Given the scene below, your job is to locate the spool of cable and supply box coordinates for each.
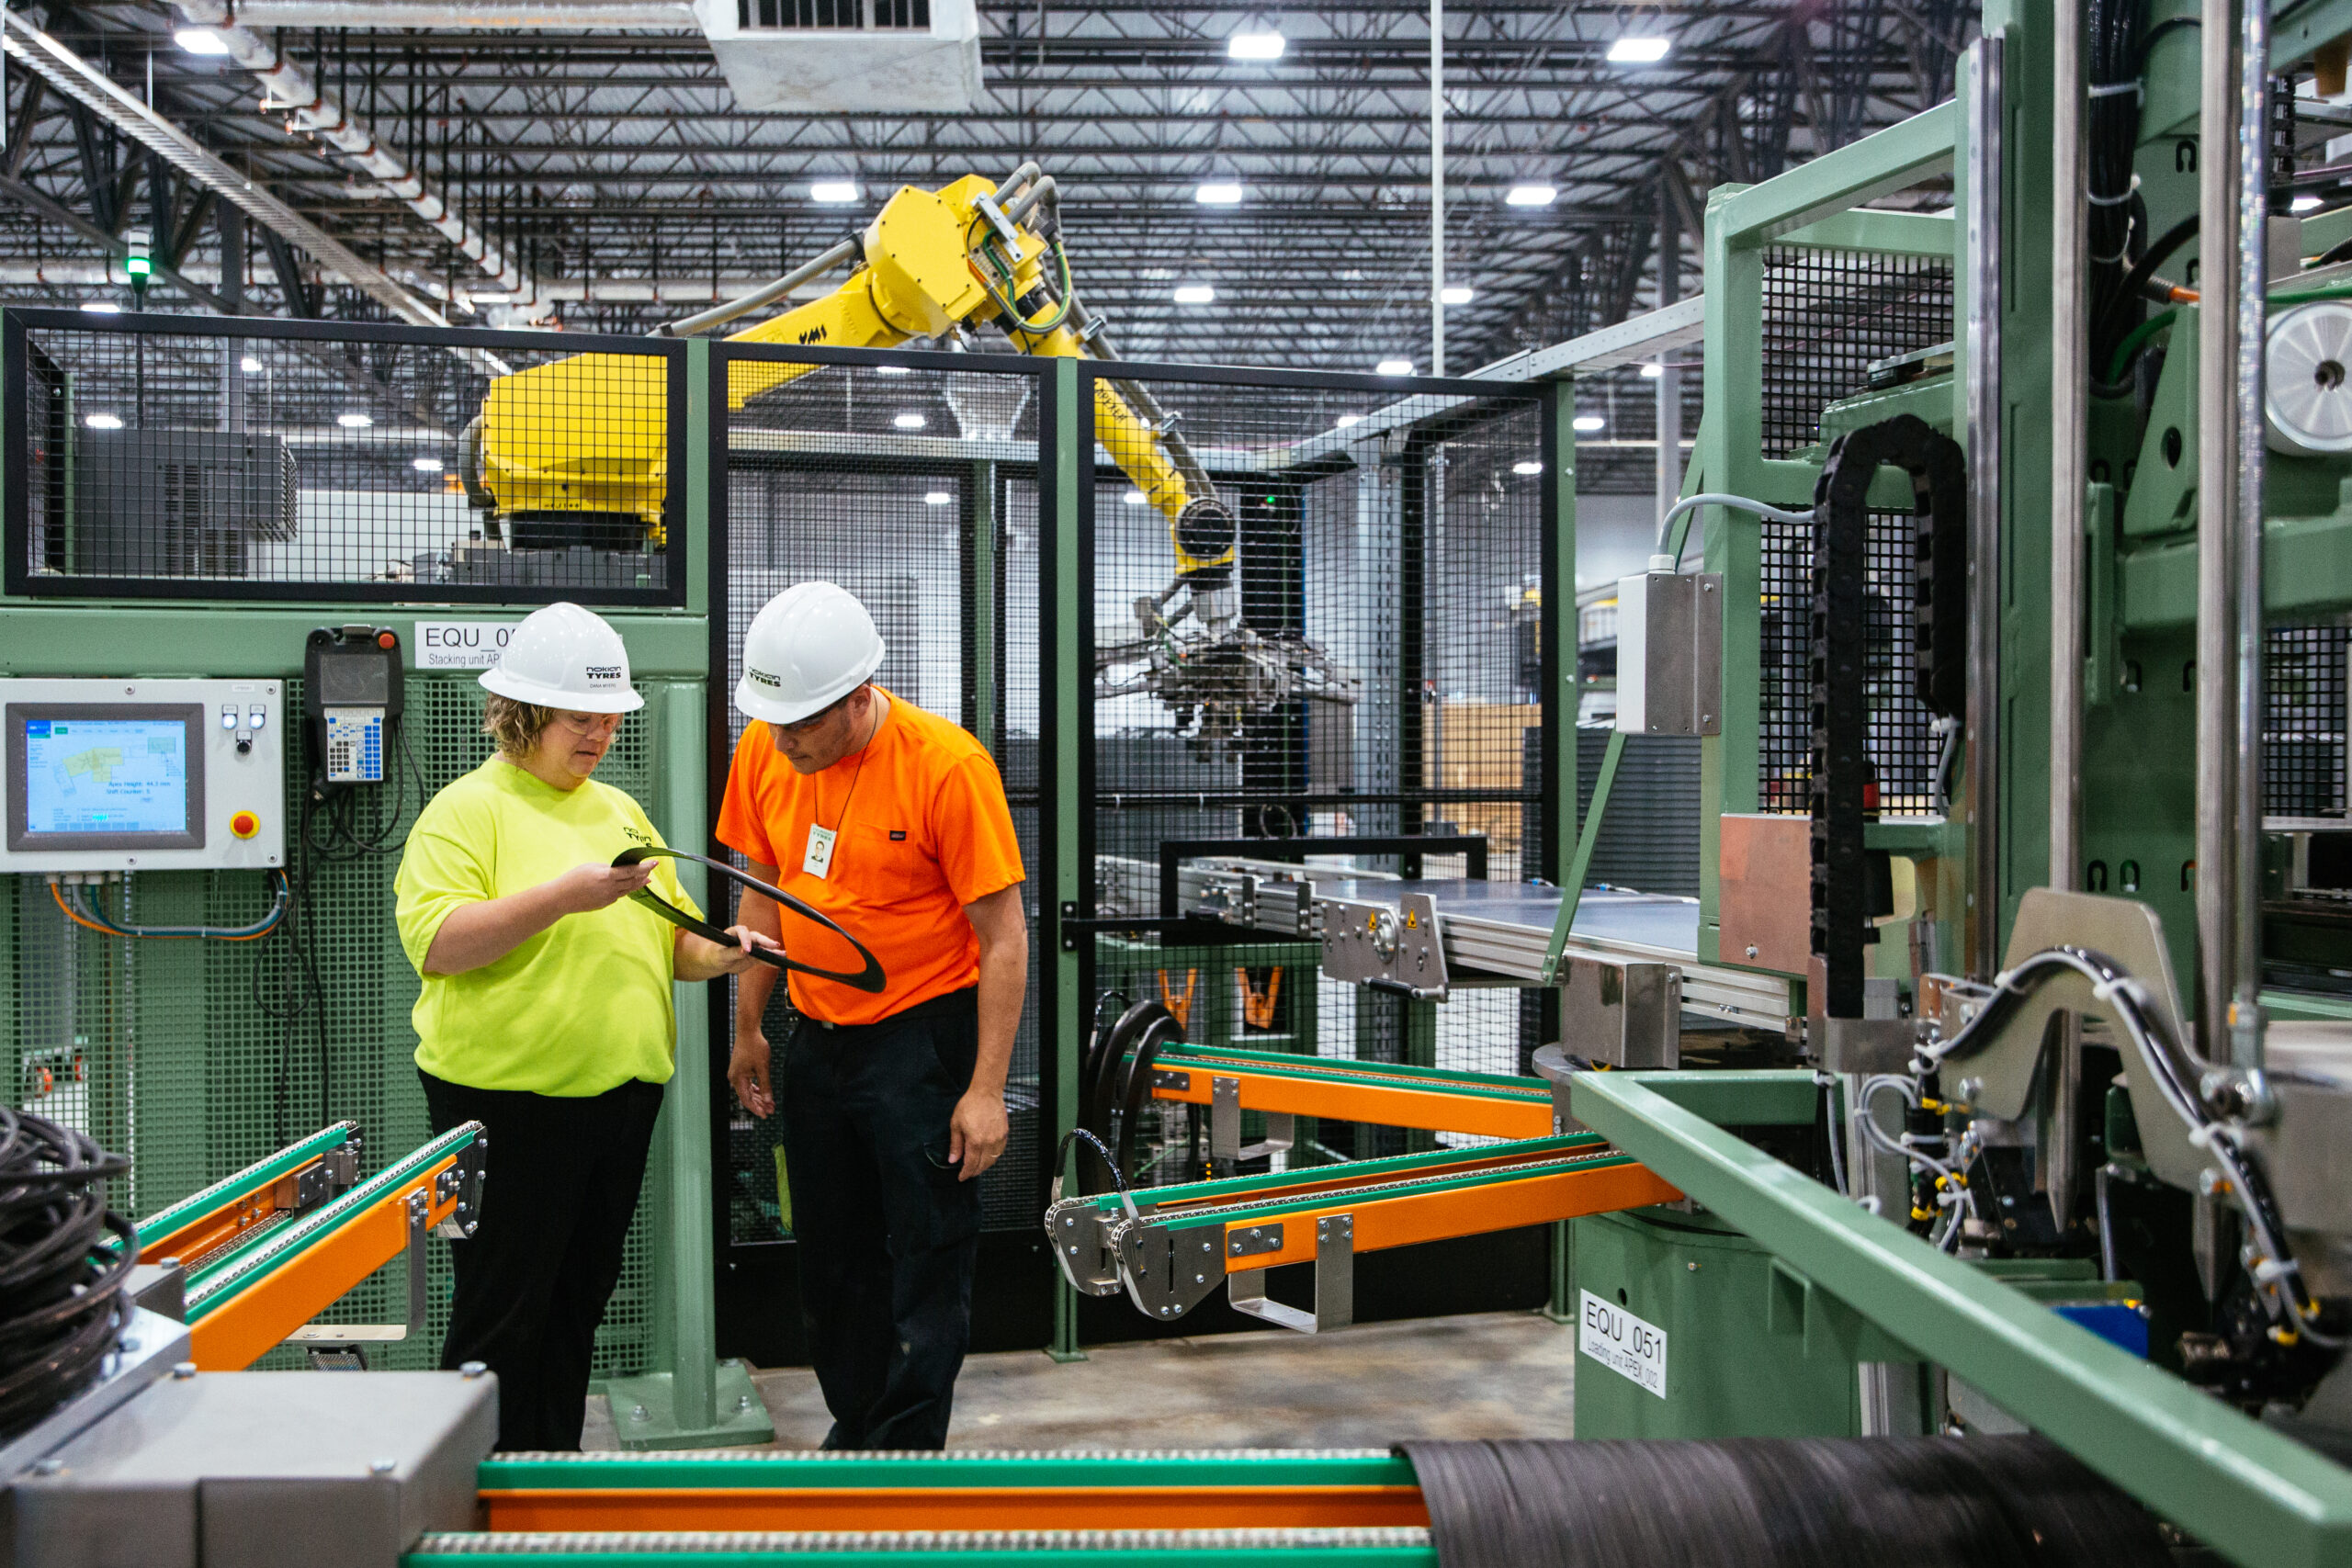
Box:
[0,1108,138,1440]
[1400,1437,2172,1568]
[2265,300,2352,457]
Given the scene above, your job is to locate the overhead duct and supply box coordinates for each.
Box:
[192,0,982,112]
[0,260,834,308]
[0,11,508,372]
[173,0,551,323]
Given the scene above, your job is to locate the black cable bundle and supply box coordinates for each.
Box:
[2085,0,2145,382]
[0,1108,139,1441]
[1400,1436,2173,1568]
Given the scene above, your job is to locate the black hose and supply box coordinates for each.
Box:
[0,1109,138,1441]
[1082,999,1172,1191]
[614,846,888,993]
[1114,1013,1186,1181]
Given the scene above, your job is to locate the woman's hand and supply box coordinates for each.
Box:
[547,858,656,915]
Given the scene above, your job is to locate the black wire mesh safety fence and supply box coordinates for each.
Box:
[2268,624,2349,821]
[714,344,1046,1239]
[1078,362,1550,1179]
[6,311,686,604]
[1756,247,1954,815]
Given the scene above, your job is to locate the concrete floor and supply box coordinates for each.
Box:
[582,1310,1577,1450]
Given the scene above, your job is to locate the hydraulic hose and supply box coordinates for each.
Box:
[1651,491,1815,569]
[613,846,887,994]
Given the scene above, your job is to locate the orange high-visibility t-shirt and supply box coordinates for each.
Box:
[716,688,1025,1025]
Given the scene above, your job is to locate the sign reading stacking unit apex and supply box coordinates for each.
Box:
[1579,1288,1668,1399]
[0,678,286,873]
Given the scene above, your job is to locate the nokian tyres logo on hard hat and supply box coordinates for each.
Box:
[583,665,625,684]
[746,668,783,689]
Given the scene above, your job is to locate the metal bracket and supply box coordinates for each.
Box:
[1046,1198,1125,1296]
[1207,1075,1295,1168]
[282,1191,430,1359]
[1227,1223,1283,1259]
[1318,892,1449,999]
[431,1133,486,1240]
[1116,1224,1226,1321]
[1230,1212,1355,1334]
[1149,1068,1193,1092]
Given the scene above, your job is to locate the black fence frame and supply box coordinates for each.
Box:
[2,307,693,606]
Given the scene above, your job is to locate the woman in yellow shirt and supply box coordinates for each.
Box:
[395,602,773,1452]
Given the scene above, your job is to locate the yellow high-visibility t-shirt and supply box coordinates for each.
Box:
[395,756,702,1097]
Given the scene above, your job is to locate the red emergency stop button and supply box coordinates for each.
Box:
[231,811,260,840]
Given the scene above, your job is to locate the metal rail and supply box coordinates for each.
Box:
[1570,1069,2352,1568]
[121,1121,359,1265]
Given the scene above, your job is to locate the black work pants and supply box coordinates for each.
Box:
[420,1068,663,1452]
[781,988,983,1450]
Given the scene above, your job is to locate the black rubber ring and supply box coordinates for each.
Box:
[612,845,888,994]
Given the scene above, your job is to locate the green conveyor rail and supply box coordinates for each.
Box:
[181,1122,481,1319]
[1055,1132,1614,1219]
[1150,1042,1552,1103]
[478,1450,1417,1493]
[110,1120,361,1255]
[1572,1069,2352,1568]
[403,1529,1437,1565]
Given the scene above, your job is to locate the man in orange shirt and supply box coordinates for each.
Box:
[718,581,1027,1451]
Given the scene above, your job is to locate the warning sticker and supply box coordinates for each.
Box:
[1578,1289,1668,1399]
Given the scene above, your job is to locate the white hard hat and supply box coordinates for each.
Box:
[735,581,887,725]
[478,602,646,714]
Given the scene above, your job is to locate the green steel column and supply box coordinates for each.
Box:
[598,339,771,1448]
[1698,193,1766,967]
[969,459,999,750]
[1046,358,1088,1363]
[1542,378,1577,1321]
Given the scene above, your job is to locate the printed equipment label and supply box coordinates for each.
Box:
[1579,1289,1668,1399]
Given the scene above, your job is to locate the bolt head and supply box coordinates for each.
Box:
[172,1361,198,1380]
[631,1404,650,1421]
[371,1460,397,1474]
[32,1459,64,1476]
[460,1360,488,1379]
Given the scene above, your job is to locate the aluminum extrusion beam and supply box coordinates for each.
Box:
[1712,100,1958,246]
[1571,1069,2352,1568]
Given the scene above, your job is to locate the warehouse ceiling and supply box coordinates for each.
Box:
[0,1,1973,369]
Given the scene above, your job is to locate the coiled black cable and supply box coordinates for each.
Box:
[0,1108,138,1441]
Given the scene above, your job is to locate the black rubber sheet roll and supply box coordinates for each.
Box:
[1397,1436,2171,1568]
[614,845,887,993]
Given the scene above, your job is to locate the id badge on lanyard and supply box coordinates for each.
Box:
[804,823,838,880]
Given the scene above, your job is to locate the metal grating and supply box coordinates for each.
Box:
[717,348,1044,1241]
[1757,248,1953,813]
[2268,625,2350,819]
[1084,369,1545,1178]
[7,672,673,1379]
[12,317,680,603]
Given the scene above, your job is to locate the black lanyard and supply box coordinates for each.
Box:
[613,846,888,993]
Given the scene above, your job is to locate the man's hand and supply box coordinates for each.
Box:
[729,1031,775,1119]
[947,1088,1009,1181]
[548,859,655,915]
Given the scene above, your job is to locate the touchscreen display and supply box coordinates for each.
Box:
[20,716,191,836]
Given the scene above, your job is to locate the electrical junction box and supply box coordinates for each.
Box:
[0,678,285,874]
[1615,570,1724,738]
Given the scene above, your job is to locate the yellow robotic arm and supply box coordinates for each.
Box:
[468,168,1237,594]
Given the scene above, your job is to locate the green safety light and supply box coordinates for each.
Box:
[124,227,152,282]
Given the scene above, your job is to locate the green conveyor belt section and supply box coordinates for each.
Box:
[478,1450,1417,1492]
[404,1529,1438,1565]
[1059,1133,1612,1220]
[181,1122,480,1318]
[112,1120,359,1255]
[1150,1043,1551,1100]
[1138,1147,1640,1236]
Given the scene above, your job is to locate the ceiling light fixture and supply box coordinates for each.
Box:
[413,457,444,472]
[1572,413,1605,433]
[893,412,927,429]
[1375,358,1413,376]
[1607,36,1672,63]
[809,180,861,203]
[1640,362,1665,378]
[85,412,123,430]
[174,27,231,54]
[1440,285,1473,305]
[1336,414,1363,428]
[1513,460,1544,476]
[1506,184,1557,207]
[240,355,264,373]
[1228,31,1285,61]
[338,412,373,428]
[79,300,120,314]
[1173,284,1216,303]
[1124,490,1148,505]
[923,491,953,505]
[1196,182,1245,205]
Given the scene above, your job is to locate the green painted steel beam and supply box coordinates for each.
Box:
[0,606,709,679]
[1570,1071,2352,1568]
[2275,0,2352,69]
[1047,355,1087,1362]
[1602,1069,1817,1127]
[1713,103,1958,249]
[2119,510,2352,630]
[478,1451,1417,1492]
[1775,210,1957,259]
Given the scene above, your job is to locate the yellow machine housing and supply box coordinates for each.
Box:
[474,173,1231,578]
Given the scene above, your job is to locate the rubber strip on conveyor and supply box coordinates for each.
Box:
[405,1526,1435,1558]
[1397,1437,2171,1568]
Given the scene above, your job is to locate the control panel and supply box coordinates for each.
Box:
[0,678,286,873]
